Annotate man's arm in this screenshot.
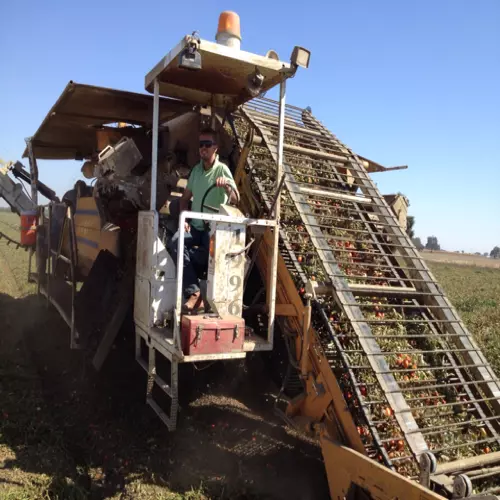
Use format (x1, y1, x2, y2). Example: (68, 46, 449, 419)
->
(179, 188, 193, 213)
(227, 188, 239, 204)
(178, 188, 193, 231)
(181, 165, 196, 214)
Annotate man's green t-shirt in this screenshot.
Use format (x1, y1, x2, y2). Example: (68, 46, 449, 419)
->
(187, 155, 237, 231)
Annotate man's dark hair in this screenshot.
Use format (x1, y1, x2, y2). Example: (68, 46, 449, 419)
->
(199, 127, 218, 144)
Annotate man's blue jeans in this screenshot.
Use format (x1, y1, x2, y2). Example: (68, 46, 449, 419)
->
(167, 226, 209, 299)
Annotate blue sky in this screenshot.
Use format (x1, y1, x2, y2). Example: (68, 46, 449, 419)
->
(1, 0, 499, 253)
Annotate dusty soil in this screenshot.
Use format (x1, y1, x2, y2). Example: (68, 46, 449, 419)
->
(0, 290, 329, 499)
(0, 212, 329, 499)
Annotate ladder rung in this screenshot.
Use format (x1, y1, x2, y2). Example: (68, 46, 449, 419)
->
(349, 283, 416, 292)
(267, 140, 348, 163)
(285, 142, 347, 163)
(242, 107, 307, 129)
(311, 281, 417, 298)
(50, 250, 70, 264)
(435, 450, 500, 475)
(296, 185, 372, 205)
(349, 283, 418, 297)
(251, 114, 323, 137)
(137, 356, 148, 373)
(138, 355, 173, 397)
(151, 372, 172, 397)
(146, 396, 175, 430)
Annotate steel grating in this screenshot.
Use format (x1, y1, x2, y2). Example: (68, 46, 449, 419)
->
(234, 97, 500, 486)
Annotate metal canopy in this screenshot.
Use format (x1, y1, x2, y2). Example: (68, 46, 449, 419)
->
(23, 82, 192, 160)
(145, 37, 291, 109)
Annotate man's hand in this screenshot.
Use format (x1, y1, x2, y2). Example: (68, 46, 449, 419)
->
(215, 177, 230, 189)
(216, 176, 234, 195)
(216, 176, 238, 204)
(179, 188, 193, 213)
(184, 221, 191, 233)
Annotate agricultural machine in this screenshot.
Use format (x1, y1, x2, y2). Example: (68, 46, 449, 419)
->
(1, 11, 500, 499)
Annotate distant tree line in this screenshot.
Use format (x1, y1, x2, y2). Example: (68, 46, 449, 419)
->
(411, 234, 441, 252)
(425, 236, 440, 251)
(405, 213, 439, 251)
(412, 237, 423, 250)
(406, 212, 495, 257)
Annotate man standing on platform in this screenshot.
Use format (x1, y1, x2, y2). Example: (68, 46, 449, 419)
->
(168, 128, 238, 312)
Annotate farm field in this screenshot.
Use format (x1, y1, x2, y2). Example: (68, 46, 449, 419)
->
(422, 249, 500, 268)
(0, 210, 499, 499)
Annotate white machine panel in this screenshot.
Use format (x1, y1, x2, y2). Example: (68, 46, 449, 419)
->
(206, 206, 246, 317)
(134, 276, 151, 330)
(136, 211, 155, 279)
(152, 234, 177, 325)
(135, 210, 177, 328)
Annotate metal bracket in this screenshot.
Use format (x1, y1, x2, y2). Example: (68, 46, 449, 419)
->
(312, 377, 326, 397)
(452, 474, 472, 499)
(195, 325, 203, 346)
(419, 451, 437, 489)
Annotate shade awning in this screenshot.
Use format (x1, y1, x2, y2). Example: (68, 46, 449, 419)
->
(23, 82, 193, 160)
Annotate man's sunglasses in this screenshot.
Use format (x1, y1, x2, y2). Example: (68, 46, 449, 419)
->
(199, 140, 216, 148)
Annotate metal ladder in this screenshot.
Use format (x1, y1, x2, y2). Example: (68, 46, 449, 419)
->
(135, 333, 179, 431)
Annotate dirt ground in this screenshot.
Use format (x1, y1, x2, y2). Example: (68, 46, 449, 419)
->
(422, 249, 500, 268)
(0, 246, 329, 499)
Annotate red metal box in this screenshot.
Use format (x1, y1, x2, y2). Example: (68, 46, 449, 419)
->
(181, 315, 245, 356)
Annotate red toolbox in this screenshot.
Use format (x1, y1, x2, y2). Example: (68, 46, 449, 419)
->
(181, 315, 245, 356)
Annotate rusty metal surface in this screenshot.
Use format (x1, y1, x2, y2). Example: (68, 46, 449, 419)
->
(23, 82, 192, 160)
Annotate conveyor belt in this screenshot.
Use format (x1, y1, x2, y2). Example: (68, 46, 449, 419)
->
(235, 97, 500, 492)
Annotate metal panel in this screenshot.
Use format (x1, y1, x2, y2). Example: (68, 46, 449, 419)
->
(151, 233, 177, 325)
(145, 38, 292, 109)
(320, 435, 444, 500)
(135, 211, 155, 330)
(206, 217, 246, 317)
(134, 276, 151, 330)
(136, 211, 155, 279)
(136, 210, 178, 328)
